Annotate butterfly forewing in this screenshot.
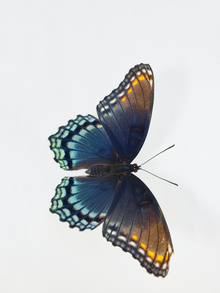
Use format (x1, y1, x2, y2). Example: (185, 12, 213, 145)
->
(97, 64, 154, 162)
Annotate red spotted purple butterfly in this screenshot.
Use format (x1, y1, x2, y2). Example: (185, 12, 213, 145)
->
(49, 64, 173, 277)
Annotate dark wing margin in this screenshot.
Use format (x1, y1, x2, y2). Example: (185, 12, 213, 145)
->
(97, 64, 154, 163)
(102, 174, 173, 277)
(49, 115, 117, 170)
(50, 176, 119, 230)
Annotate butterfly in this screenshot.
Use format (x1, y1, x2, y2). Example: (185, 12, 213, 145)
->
(49, 64, 173, 277)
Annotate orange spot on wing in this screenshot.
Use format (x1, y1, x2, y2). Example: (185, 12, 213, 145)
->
(156, 255, 164, 263)
(121, 96, 126, 102)
(147, 250, 155, 259)
(145, 73, 150, 81)
(127, 87, 132, 94)
(139, 201, 149, 205)
(140, 243, 147, 250)
(165, 253, 172, 262)
(132, 78, 138, 86)
(131, 234, 138, 241)
(138, 74, 145, 81)
(132, 127, 142, 131)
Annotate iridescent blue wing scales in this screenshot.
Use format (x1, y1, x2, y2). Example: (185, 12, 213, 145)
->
(97, 64, 154, 162)
(50, 176, 119, 230)
(49, 115, 117, 170)
(103, 174, 173, 277)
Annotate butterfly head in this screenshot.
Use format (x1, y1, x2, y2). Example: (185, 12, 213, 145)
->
(131, 163, 139, 173)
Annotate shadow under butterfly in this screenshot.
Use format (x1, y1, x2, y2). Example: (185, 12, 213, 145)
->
(49, 64, 174, 277)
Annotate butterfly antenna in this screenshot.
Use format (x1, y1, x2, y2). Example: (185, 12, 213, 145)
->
(140, 144, 175, 166)
(139, 168, 178, 186)
(139, 144, 178, 186)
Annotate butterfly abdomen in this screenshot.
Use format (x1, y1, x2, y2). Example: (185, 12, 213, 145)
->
(86, 165, 114, 176)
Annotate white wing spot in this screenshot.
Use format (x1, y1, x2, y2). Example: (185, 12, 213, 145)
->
(111, 230, 117, 236)
(124, 83, 130, 90)
(168, 243, 172, 254)
(118, 235, 127, 242)
(128, 241, 137, 248)
(162, 263, 167, 270)
(117, 91, 125, 98)
(110, 98, 117, 104)
(73, 215, 79, 222)
(63, 208, 71, 217)
(138, 248, 145, 256)
(146, 257, 153, 263)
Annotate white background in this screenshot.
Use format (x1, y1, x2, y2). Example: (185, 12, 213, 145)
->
(1, 1, 220, 292)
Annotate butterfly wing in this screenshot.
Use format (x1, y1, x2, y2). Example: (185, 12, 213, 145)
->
(50, 176, 119, 230)
(103, 174, 173, 277)
(97, 64, 154, 163)
(49, 115, 117, 170)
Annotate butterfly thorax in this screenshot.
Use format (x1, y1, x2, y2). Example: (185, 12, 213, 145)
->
(85, 163, 139, 177)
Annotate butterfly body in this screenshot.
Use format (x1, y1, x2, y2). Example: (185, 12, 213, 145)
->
(85, 163, 139, 177)
(49, 64, 173, 277)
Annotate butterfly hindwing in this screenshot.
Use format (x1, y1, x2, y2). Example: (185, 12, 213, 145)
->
(49, 115, 117, 170)
(97, 64, 154, 162)
(50, 176, 119, 230)
(103, 174, 173, 277)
